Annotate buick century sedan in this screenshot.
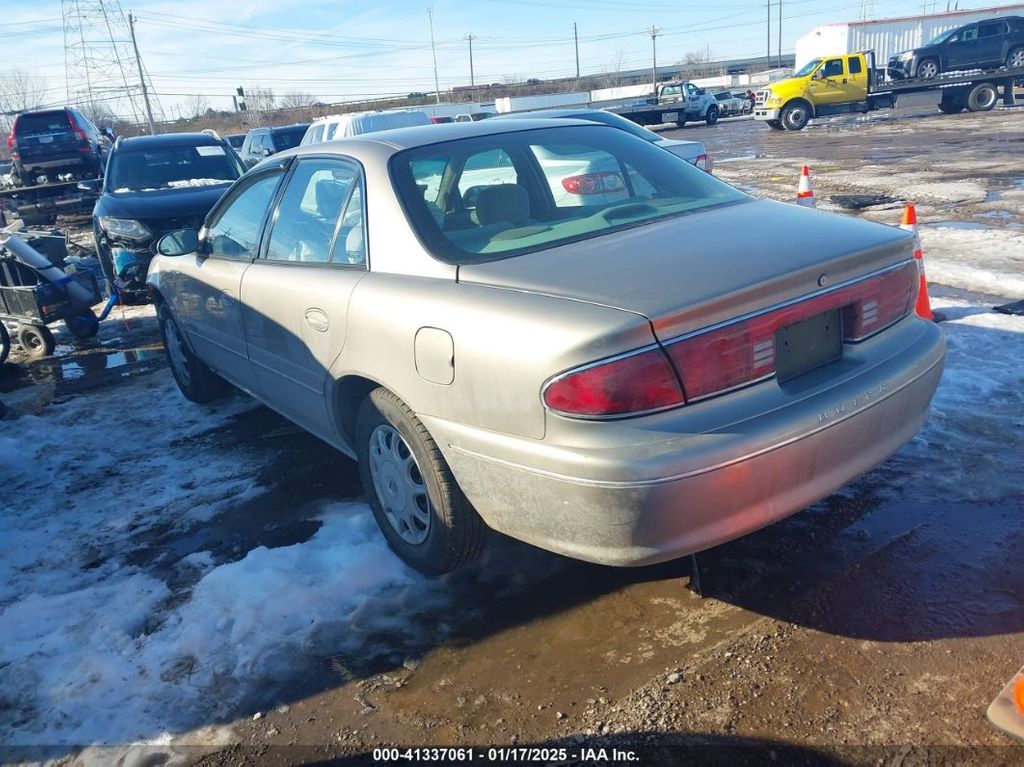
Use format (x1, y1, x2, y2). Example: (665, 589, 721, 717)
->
(148, 120, 946, 574)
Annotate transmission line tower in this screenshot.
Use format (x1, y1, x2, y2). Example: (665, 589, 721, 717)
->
(61, 0, 161, 129)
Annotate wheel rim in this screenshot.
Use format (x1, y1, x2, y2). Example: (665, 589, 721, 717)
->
(786, 107, 805, 128)
(919, 61, 937, 78)
(1010, 50, 1024, 68)
(975, 87, 996, 109)
(23, 331, 42, 351)
(163, 316, 191, 386)
(368, 424, 431, 545)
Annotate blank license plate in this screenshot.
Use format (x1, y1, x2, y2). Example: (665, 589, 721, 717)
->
(662, 112, 678, 122)
(775, 309, 841, 383)
(38, 136, 54, 143)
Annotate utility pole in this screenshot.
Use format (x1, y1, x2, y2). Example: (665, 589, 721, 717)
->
(778, 0, 782, 69)
(573, 22, 580, 79)
(766, 1, 771, 70)
(127, 12, 155, 134)
(465, 34, 476, 92)
(648, 26, 660, 95)
(427, 7, 441, 104)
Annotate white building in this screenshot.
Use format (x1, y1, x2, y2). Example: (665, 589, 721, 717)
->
(795, 3, 1024, 69)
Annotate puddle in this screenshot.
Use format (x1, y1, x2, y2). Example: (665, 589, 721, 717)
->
(0, 344, 165, 395)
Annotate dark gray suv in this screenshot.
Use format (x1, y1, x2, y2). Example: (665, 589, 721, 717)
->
(6, 108, 111, 186)
(887, 15, 1024, 79)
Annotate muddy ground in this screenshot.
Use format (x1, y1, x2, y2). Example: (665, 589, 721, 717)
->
(2, 95, 1024, 765)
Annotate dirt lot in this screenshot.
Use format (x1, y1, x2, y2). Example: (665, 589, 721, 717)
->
(2, 97, 1023, 765)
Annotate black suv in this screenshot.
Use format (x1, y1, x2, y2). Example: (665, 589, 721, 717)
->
(888, 15, 1024, 79)
(6, 108, 111, 186)
(85, 131, 244, 303)
(238, 124, 308, 167)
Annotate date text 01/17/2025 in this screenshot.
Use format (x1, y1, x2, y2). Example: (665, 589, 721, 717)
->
(373, 746, 640, 762)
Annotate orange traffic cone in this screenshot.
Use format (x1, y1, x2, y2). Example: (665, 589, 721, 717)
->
(899, 203, 935, 322)
(796, 165, 816, 207)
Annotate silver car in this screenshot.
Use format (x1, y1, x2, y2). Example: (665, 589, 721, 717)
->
(148, 120, 945, 575)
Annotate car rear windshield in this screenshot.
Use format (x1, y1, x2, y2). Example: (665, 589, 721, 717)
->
(16, 111, 71, 136)
(390, 125, 744, 263)
(107, 143, 244, 192)
(272, 126, 308, 151)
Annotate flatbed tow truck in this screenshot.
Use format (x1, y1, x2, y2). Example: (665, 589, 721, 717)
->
(0, 178, 98, 227)
(754, 50, 1022, 130)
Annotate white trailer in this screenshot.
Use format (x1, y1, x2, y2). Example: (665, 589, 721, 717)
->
(795, 3, 1024, 70)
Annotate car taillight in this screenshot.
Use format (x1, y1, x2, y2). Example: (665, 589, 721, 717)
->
(695, 154, 713, 173)
(665, 260, 918, 401)
(5, 133, 12, 150)
(66, 112, 89, 146)
(543, 346, 684, 417)
(841, 262, 919, 341)
(562, 172, 625, 195)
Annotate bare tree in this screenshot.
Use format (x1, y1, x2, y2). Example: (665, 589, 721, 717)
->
(278, 90, 314, 110)
(0, 69, 49, 132)
(599, 50, 628, 88)
(245, 86, 277, 114)
(677, 48, 720, 79)
(183, 94, 209, 119)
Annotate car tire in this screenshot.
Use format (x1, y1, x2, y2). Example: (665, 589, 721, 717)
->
(780, 101, 810, 131)
(704, 106, 719, 126)
(356, 387, 486, 576)
(966, 82, 998, 112)
(1007, 46, 1024, 70)
(18, 324, 55, 359)
(916, 58, 939, 80)
(64, 309, 100, 339)
(675, 119, 687, 128)
(765, 119, 784, 130)
(156, 302, 227, 403)
(0, 322, 10, 365)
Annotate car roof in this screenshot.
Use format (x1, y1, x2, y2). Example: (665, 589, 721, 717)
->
(285, 117, 599, 154)
(116, 132, 225, 149)
(266, 123, 309, 132)
(496, 108, 608, 120)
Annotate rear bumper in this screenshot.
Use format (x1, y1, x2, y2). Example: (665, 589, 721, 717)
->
(428, 318, 946, 566)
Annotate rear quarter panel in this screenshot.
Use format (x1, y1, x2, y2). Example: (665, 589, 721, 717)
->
(331, 273, 656, 441)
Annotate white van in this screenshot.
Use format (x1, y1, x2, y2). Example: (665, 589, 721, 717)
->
(300, 110, 432, 145)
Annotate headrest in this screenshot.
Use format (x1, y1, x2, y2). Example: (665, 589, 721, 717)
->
(315, 179, 346, 218)
(474, 184, 530, 226)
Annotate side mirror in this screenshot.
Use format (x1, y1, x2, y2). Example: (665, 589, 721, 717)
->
(261, 147, 272, 157)
(157, 228, 199, 257)
(77, 179, 100, 193)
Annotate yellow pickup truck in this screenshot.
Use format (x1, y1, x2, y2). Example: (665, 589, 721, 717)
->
(754, 50, 1021, 130)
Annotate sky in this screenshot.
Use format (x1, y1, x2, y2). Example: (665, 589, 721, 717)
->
(3, 0, 1019, 120)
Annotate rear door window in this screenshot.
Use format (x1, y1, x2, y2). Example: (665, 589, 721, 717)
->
(978, 21, 1007, 38)
(264, 159, 359, 264)
(847, 56, 862, 74)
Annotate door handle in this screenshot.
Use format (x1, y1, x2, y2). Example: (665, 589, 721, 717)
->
(304, 308, 329, 332)
(842, 78, 848, 84)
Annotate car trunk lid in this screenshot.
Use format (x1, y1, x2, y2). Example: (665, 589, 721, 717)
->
(457, 199, 915, 342)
